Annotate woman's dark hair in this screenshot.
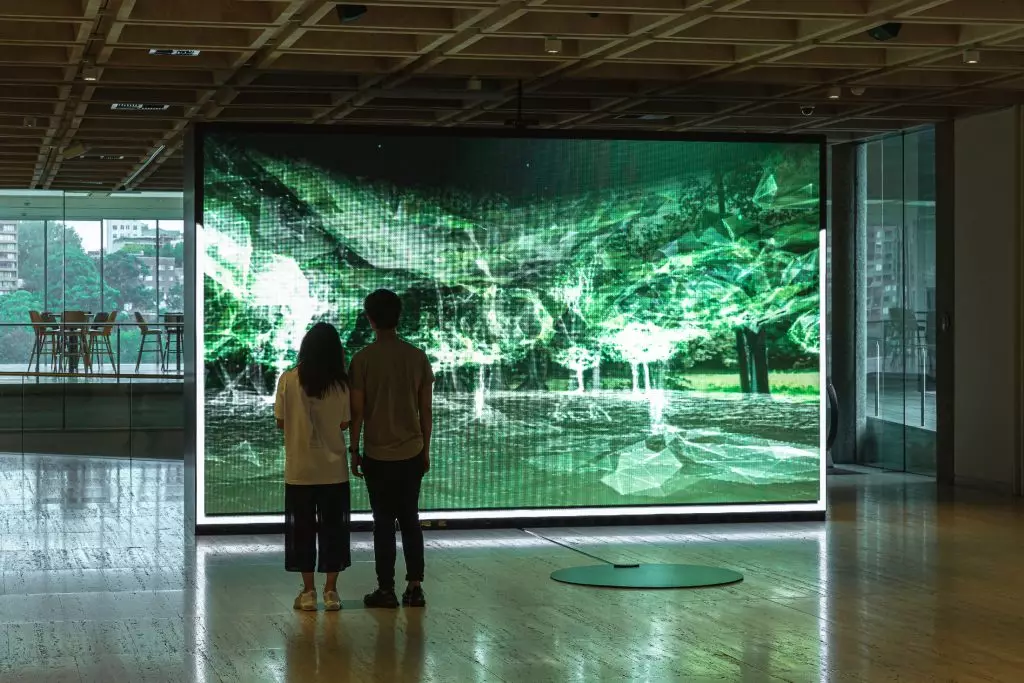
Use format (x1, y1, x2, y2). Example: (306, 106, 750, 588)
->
(364, 289, 402, 330)
(297, 322, 348, 399)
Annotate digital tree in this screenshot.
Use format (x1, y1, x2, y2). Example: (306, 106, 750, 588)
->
(694, 238, 818, 393)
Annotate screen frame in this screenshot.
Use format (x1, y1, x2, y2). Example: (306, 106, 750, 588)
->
(186, 122, 828, 532)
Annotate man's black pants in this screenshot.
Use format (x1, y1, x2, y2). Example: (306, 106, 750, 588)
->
(363, 453, 425, 588)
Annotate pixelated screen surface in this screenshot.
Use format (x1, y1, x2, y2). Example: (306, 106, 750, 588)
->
(200, 130, 822, 516)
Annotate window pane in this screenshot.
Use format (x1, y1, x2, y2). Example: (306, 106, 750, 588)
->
(157, 220, 184, 315)
(102, 219, 159, 372)
(63, 221, 103, 314)
(46, 221, 65, 315)
(0, 220, 45, 367)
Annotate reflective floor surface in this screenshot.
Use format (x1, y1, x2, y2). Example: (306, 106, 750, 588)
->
(0, 454, 1022, 682)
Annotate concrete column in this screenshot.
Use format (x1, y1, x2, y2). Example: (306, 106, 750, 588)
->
(829, 143, 868, 464)
(952, 107, 1024, 494)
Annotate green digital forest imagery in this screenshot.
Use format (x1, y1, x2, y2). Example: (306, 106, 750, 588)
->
(202, 132, 822, 515)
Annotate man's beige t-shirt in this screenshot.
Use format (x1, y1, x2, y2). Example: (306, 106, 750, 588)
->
(350, 337, 434, 462)
(274, 368, 351, 485)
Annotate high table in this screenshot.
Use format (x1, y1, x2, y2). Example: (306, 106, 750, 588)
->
(52, 311, 93, 374)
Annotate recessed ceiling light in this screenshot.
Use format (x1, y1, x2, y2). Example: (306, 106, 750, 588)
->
(827, 86, 842, 100)
(81, 65, 99, 81)
(148, 49, 201, 56)
(544, 37, 562, 54)
(336, 4, 368, 22)
(963, 49, 980, 64)
(111, 103, 170, 111)
(867, 22, 902, 42)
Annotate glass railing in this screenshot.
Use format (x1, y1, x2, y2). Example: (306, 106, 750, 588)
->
(0, 319, 184, 382)
(866, 326, 935, 431)
(0, 320, 184, 459)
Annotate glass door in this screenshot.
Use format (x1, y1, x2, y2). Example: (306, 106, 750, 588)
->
(859, 129, 937, 474)
(863, 135, 907, 470)
(902, 129, 937, 475)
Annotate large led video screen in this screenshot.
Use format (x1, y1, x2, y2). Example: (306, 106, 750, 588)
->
(195, 126, 824, 524)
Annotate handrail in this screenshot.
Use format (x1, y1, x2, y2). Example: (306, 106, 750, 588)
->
(0, 321, 183, 327)
(0, 317, 185, 380)
(0, 370, 182, 380)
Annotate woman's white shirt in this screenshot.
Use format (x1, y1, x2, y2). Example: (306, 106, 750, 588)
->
(274, 369, 351, 485)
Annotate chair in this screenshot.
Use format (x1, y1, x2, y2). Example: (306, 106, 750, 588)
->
(87, 311, 118, 373)
(162, 313, 184, 373)
(134, 311, 164, 373)
(60, 311, 90, 373)
(27, 310, 60, 371)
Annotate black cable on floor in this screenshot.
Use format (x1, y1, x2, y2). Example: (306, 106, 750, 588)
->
(520, 528, 640, 569)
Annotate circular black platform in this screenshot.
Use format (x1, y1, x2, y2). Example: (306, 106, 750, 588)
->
(550, 563, 743, 589)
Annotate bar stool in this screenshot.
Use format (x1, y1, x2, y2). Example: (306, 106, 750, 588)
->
(27, 310, 60, 371)
(134, 312, 164, 373)
(87, 311, 118, 373)
(162, 313, 184, 372)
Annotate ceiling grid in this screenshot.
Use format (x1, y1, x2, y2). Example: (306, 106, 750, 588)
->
(0, 0, 1018, 190)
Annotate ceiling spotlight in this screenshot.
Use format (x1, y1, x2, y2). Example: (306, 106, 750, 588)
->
(850, 86, 866, 96)
(335, 4, 368, 22)
(467, 76, 482, 91)
(81, 64, 99, 82)
(828, 86, 842, 100)
(963, 49, 980, 64)
(23, 116, 37, 128)
(544, 37, 562, 54)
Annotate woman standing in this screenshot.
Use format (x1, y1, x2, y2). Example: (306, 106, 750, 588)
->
(274, 322, 352, 611)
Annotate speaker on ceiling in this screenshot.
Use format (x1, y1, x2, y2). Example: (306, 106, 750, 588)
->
(867, 22, 902, 41)
(336, 4, 368, 22)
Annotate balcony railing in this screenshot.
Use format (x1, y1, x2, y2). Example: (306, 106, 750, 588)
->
(866, 314, 935, 431)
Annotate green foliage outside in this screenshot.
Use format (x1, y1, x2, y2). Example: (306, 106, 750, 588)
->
(0, 221, 184, 368)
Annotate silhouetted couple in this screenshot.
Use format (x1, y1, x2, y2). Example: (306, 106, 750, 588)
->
(274, 289, 433, 611)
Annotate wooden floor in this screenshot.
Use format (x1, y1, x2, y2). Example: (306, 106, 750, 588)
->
(0, 455, 1022, 682)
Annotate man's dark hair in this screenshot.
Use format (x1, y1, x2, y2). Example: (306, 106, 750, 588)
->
(364, 289, 402, 330)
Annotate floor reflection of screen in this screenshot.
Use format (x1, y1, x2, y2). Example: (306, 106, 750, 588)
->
(197, 129, 824, 521)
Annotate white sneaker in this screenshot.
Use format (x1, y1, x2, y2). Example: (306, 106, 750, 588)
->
(294, 590, 317, 611)
(324, 590, 341, 611)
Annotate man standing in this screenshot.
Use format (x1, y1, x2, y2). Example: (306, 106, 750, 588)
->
(349, 289, 433, 608)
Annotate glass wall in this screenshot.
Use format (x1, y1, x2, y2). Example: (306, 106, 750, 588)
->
(0, 192, 185, 373)
(861, 128, 936, 474)
(0, 191, 184, 459)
